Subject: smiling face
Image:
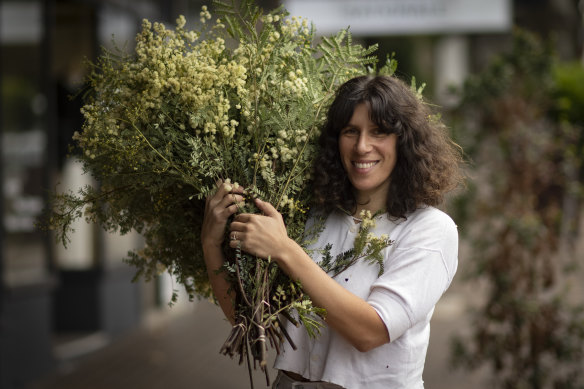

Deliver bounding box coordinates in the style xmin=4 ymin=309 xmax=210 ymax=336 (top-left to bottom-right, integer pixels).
xmin=338 ymin=103 xmax=398 ymax=213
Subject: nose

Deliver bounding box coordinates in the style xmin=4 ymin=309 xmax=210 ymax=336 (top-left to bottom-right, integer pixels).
xmin=355 ymin=133 xmax=372 ymax=154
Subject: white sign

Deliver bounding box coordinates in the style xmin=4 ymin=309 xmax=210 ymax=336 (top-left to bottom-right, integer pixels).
xmin=283 ymin=0 xmax=512 ymax=36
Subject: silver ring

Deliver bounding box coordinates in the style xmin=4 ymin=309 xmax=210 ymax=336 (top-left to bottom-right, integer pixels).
xmin=231 ymin=232 xmax=237 ymax=241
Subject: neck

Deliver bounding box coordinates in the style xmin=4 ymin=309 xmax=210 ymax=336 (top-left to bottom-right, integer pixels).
xmin=353 ymin=195 xmax=386 ymax=218
xmin=352 ymin=181 xmax=390 ymax=217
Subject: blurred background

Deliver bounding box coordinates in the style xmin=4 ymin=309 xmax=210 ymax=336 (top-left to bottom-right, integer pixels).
xmin=1 ymin=0 xmax=583 ymax=388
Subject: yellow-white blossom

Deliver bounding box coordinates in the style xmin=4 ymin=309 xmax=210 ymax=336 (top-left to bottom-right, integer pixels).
xmin=66 ymin=1 xmax=380 ymax=324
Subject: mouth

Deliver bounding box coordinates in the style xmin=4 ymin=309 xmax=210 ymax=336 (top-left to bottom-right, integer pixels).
xmin=352 ymin=161 xmax=379 ymax=169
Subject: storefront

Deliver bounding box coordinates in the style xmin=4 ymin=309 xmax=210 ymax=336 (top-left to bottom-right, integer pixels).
xmin=1 ymin=1 xmax=158 ymax=386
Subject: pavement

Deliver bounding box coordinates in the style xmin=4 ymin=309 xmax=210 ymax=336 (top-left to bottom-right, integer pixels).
xmin=25 ymin=288 xmax=486 ymax=389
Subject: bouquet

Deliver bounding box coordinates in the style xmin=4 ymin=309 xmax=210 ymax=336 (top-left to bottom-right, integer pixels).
xmin=47 ymin=0 xmax=393 ymax=386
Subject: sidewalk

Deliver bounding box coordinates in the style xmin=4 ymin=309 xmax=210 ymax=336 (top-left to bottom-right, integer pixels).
xmin=26 ymin=292 xmax=485 ymax=389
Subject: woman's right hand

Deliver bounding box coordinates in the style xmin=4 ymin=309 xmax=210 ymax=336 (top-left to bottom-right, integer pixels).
xmin=201 ymin=179 xmax=245 ymax=251
xmin=201 ymin=179 xmax=243 ymax=324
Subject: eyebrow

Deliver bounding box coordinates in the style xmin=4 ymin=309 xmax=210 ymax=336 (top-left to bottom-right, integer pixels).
xmin=342 ymin=123 xmax=383 ymax=131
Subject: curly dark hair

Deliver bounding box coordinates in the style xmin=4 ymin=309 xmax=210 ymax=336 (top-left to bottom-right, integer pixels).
xmin=313 ymin=74 xmax=463 ymax=219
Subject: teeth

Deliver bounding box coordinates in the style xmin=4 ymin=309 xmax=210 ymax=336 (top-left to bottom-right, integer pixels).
xmin=354 ymin=162 xmax=377 ymax=169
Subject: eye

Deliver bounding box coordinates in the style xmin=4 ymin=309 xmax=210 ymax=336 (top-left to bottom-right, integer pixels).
xmin=372 ymin=127 xmax=389 ymax=137
xmin=340 ymin=127 xmax=359 ymax=136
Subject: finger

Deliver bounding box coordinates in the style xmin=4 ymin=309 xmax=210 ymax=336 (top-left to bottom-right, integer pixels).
xmin=214 ymin=183 xmax=244 ymax=208
xmin=206 ymin=179 xmax=222 ymax=203
xmin=228 ymin=230 xmax=246 ymax=248
xmin=220 ymin=179 xmax=245 ymax=195
xmin=223 ymin=203 xmax=241 ymax=218
xmin=209 ymin=199 xmax=239 ymax=223
xmin=215 ymin=179 xmax=229 ymax=199
xmin=229 ymin=185 xmax=245 ymax=195
xmin=255 ymin=198 xmax=280 ymax=218
xmin=228 ymin=238 xmax=242 ymax=250
xmin=206 ymin=179 xmax=224 ymax=205
xmin=229 ymin=220 xmax=246 ymax=232
xmin=219 ymin=194 xmax=245 ymax=208
xmin=233 ymin=213 xmax=254 ymax=223
xmin=228 ymin=229 xmax=239 ymax=240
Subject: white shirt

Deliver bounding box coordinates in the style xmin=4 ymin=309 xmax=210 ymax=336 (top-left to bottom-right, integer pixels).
xmin=273 ymin=206 xmax=459 ymax=389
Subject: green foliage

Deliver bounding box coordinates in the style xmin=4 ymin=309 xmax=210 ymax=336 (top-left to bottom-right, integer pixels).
xmin=318 ymin=210 xmax=392 ymax=277
xmin=450 ymin=29 xmax=584 ymax=388
xmin=553 ymin=62 xmax=584 ymax=130
xmin=376 ymin=52 xmax=399 ymax=77
xmin=46 ymin=0 xmax=377 ymax=298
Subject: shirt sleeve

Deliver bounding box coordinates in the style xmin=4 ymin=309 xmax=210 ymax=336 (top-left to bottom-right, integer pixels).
xmin=367 ymin=210 xmax=458 ymax=342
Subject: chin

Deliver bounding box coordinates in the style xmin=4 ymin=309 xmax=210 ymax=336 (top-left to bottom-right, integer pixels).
xmin=351 ymin=182 xmax=376 ymax=193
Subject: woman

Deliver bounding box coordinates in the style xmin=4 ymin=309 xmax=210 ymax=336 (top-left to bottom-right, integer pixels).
xmin=201 ymin=75 xmax=463 ymax=389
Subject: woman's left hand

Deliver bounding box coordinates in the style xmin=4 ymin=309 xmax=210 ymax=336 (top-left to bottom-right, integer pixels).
xmin=228 ymin=198 xmax=290 ymax=261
